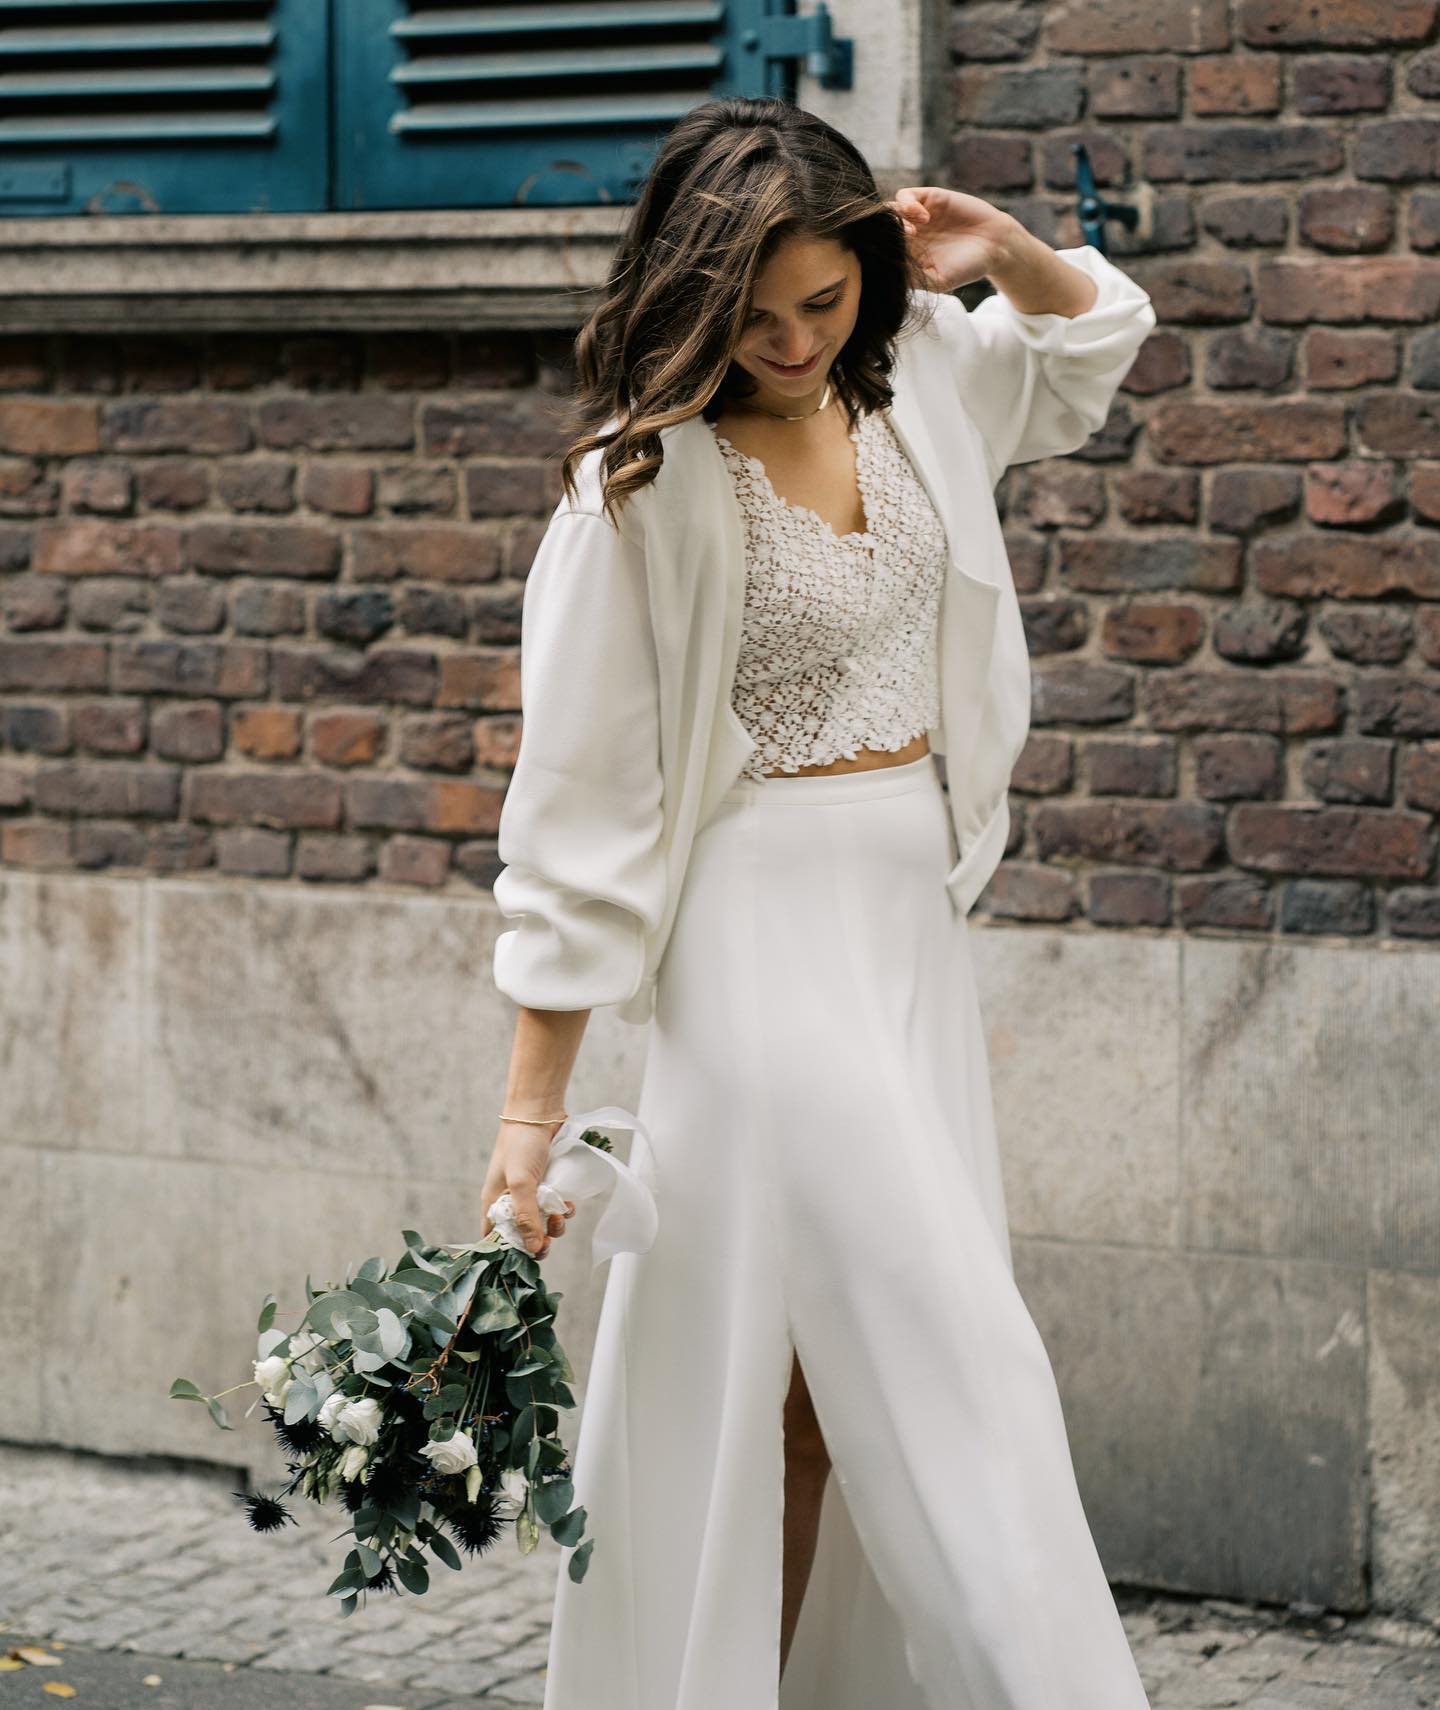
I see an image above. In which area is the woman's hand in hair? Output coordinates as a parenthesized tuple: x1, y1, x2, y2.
(890, 186, 1020, 294)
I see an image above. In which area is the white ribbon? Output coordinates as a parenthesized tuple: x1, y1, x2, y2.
(485, 1105, 659, 1271)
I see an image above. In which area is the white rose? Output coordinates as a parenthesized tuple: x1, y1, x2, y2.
(338, 1443, 370, 1483)
(499, 1465, 529, 1506)
(317, 1390, 348, 1438)
(487, 1183, 569, 1253)
(287, 1329, 328, 1374)
(335, 1396, 383, 1446)
(253, 1355, 292, 1407)
(419, 1429, 478, 1476)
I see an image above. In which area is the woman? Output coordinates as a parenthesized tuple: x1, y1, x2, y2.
(480, 96, 1157, 1710)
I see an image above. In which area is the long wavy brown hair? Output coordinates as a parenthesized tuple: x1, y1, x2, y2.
(559, 96, 938, 529)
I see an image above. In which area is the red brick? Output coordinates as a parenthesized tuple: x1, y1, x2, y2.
(33, 761, 178, 818)
(421, 395, 568, 460)
(33, 521, 182, 578)
(367, 333, 451, 391)
(1176, 875, 1274, 929)
(316, 589, 395, 646)
(1102, 601, 1206, 664)
(1304, 462, 1403, 527)
(1145, 671, 1344, 734)
(1252, 537, 1440, 600)
(1303, 330, 1399, 390)
(302, 463, 375, 517)
(472, 714, 522, 771)
(1061, 535, 1241, 591)
(1412, 192, 1440, 253)
(1011, 732, 1074, 795)
(217, 461, 296, 514)
(1046, 0, 1230, 54)
(1298, 188, 1395, 256)
(1209, 468, 1302, 534)
(103, 400, 251, 455)
(465, 461, 554, 518)
(1, 575, 67, 631)
(1412, 464, 1440, 523)
(378, 466, 457, 517)
(453, 334, 536, 390)
(73, 822, 147, 870)
(1120, 330, 1192, 394)
(1258, 259, 1440, 324)
(1390, 889, 1440, 939)
(1318, 607, 1413, 665)
(1150, 401, 1346, 462)
(426, 779, 504, 836)
(1190, 55, 1281, 115)
(257, 397, 414, 452)
(73, 699, 145, 755)
(62, 460, 133, 516)
(207, 334, 281, 391)
(3, 704, 70, 755)
(1041, 131, 1132, 190)
(113, 640, 267, 698)
(1018, 464, 1106, 529)
(0, 453, 51, 515)
(1238, 0, 1437, 46)
(156, 578, 227, 636)
(0, 399, 100, 456)
(1031, 660, 1135, 724)
(1033, 799, 1223, 868)
(1200, 194, 1289, 248)
(397, 585, 468, 640)
(436, 651, 521, 712)
(950, 4, 1042, 60)
(351, 525, 501, 585)
(1355, 120, 1440, 182)
(1194, 734, 1284, 800)
(1087, 871, 1172, 927)
(70, 580, 149, 632)
(955, 65, 1086, 129)
(118, 338, 200, 392)
(1087, 57, 1182, 117)
(0, 339, 48, 390)
(949, 133, 1035, 194)
(137, 459, 209, 511)
(233, 583, 305, 637)
(0, 639, 108, 691)
(1353, 676, 1440, 736)
(233, 705, 303, 761)
(1356, 396, 1440, 460)
(1212, 601, 1308, 664)
(310, 710, 385, 767)
(1415, 608, 1440, 667)
(1205, 328, 1294, 390)
(1114, 470, 1199, 524)
(379, 835, 451, 888)
(185, 523, 338, 579)
(345, 776, 428, 831)
(1143, 125, 1342, 183)
(150, 702, 224, 763)
(1294, 56, 1392, 113)
(282, 336, 361, 392)
(1303, 738, 1393, 805)
(1084, 737, 1178, 796)
(1020, 596, 1087, 655)
(295, 833, 376, 882)
(1, 820, 74, 866)
(145, 824, 213, 871)
(1138, 260, 1254, 323)
(1002, 530, 1048, 593)
(1400, 743, 1440, 812)
(1228, 804, 1431, 879)
(975, 862, 1079, 922)
(1280, 879, 1375, 936)
(0, 763, 30, 808)
(215, 827, 292, 877)
(398, 712, 476, 772)
(270, 646, 436, 706)
(190, 769, 342, 829)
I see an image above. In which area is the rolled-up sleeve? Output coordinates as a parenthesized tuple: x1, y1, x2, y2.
(491, 507, 666, 1013)
(934, 244, 1157, 486)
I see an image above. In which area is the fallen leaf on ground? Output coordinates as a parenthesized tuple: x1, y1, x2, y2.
(10, 1646, 63, 1666)
(0, 1658, 24, 1672)
(42, 1684, 77, 1698)
(142, 1674, 163, 1686)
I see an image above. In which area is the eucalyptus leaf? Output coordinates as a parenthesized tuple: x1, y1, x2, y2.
(534, 1479, 574, 1524)
(551, 1505, 587, 1547)
(428, 1530, 463, 1571)
(257, 1295, 278, 1334)
(397, 1554, 430, 1595)
(515, 1506, 540, 1555)
(168, 1378, 202, 1399)
(204, 1395, 232, 1431)
(567, 1539, 593, 1583)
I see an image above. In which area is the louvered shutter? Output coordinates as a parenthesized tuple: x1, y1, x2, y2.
(334, 0, 779, 210)
(0, 0, 327, 216)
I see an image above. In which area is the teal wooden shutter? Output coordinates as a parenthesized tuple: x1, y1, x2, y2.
(334, 0, 817, 210)
(0, 0, 328, 215)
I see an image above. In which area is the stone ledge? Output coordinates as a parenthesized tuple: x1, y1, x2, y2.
(0, 206, 632, 334)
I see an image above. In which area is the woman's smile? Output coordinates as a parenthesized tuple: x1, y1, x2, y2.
(758, 347, 825, 377)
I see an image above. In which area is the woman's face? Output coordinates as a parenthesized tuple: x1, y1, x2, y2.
(729, 233, 861, 412)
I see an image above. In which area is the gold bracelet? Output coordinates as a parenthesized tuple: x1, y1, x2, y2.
(498, 1111, 568, 1126)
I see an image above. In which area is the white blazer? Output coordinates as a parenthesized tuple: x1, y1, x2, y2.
(491, 244, 1156, 1026)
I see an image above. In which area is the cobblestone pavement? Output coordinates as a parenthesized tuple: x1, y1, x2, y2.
(3, 1441, 1439, 1708)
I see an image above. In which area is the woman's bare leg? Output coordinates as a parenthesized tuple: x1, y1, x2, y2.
(780, 1351, 832, 1678)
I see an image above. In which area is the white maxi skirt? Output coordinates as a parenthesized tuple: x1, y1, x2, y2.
(541, 751, 1153, 1710)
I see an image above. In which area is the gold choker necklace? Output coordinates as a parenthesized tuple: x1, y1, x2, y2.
(736, 379, 832, 422)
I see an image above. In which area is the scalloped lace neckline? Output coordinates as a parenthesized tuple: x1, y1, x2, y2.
(711, 415, 873, 547)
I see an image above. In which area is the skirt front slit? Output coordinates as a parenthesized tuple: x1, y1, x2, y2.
(539, 751, 1152, 1710)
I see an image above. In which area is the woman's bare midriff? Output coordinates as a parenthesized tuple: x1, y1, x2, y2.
(760, 729, 931, 779)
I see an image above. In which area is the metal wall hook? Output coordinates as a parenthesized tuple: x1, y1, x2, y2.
(1072, 144, 1138, 258)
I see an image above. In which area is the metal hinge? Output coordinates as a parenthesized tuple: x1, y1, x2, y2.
(748, 4, 854, 90)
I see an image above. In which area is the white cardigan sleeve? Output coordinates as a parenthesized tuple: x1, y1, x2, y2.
(932, 244, 1156, 487)
(491, 505, 666, 1013)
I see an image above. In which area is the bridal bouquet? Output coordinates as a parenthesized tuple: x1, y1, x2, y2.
(169, 1107, 658, 1615)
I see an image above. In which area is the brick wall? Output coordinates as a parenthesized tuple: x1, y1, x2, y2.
(955, 0, 1440, 942)
(0, 331, 572, 889)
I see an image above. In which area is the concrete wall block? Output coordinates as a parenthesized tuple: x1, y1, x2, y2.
(1368, 1268, 1440, 1621)
(1012, 1238, 1368, 1611)
(972, 927, 1182, 1248)
(1181, 938, 1440, 1272)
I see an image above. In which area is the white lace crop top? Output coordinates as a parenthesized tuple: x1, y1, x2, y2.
(712, 406, 948, 783)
